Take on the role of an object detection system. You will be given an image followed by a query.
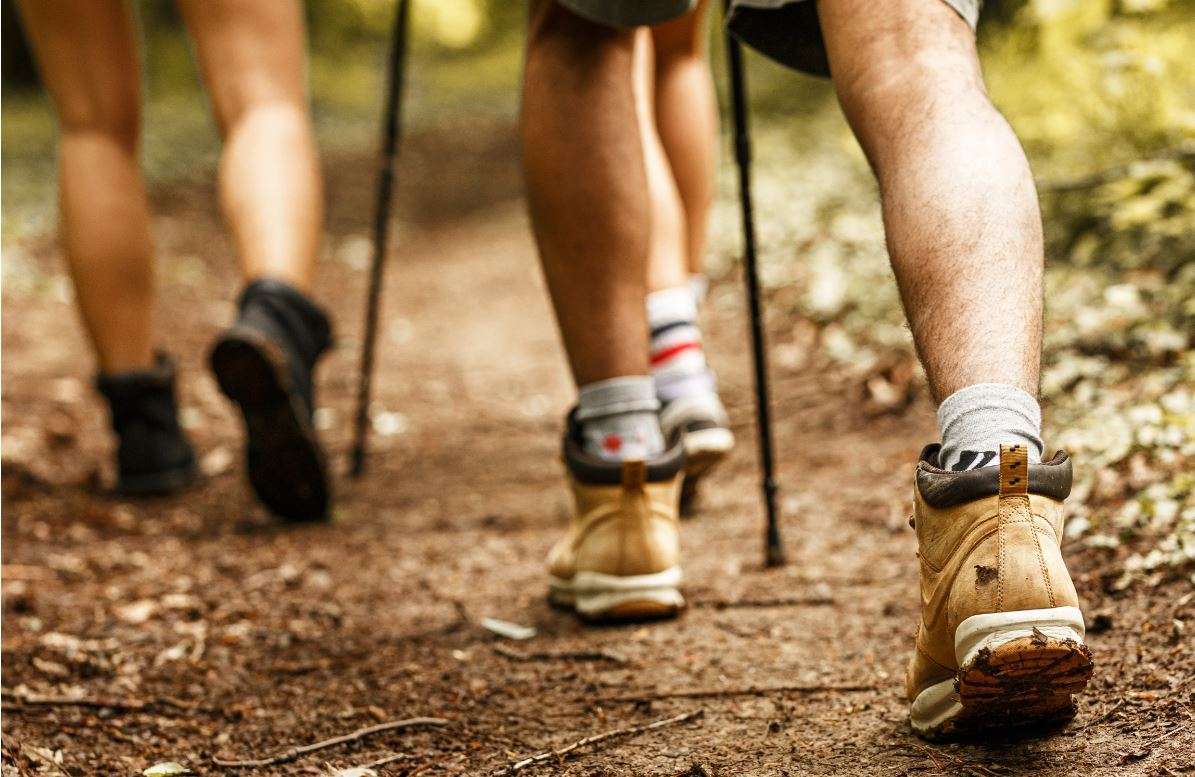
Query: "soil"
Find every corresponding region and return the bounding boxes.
[2,145,1192,776]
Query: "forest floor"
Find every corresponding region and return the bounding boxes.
[2,140,1193,776]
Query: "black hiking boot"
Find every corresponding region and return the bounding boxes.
[96,353,197,496]
[209,279,332,522]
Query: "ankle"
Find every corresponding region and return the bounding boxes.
[647,285,714,404]
[577,376,664,461]
[937,383,1043,471]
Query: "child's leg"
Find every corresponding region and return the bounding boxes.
[16,0,153,373]
[177,0,322,291]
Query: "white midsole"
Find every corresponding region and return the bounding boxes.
[909,605,1087,734]
[684,428,735,458]
[955,605,1085,667]
[549,567,684,615]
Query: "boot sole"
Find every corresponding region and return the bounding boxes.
[679,427,734,513]
[209,326,330,522]
[548,568,684,623]
[117,462,198,497]
[911,606,1093,739]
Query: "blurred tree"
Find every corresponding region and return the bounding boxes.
[2,0,38,90]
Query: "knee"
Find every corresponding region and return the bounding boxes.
[219,98,309,144]
[526,1,636,72]
[833,44,986,122]
[57,91,140,153]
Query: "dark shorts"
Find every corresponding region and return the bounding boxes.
[555,0,982,77]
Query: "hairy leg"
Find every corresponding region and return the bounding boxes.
[635,30,689,293]
[522,1,650,386]
[178,0,322,291]
[651,0,717,276]
[821,0,1043,401]
[16,0,153,373]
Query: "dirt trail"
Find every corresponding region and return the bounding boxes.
[2,164,1191,776]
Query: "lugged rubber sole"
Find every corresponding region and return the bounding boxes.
[911,606,1093,739]
[209,326,329,522]
[548,567,684,623]
[679,427,734,513]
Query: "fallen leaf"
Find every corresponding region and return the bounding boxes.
[479,617,536,641]
[115,599,158,625]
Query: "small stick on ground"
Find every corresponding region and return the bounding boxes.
[599,683,876,704]
[339,751,410,771]
[1,687,200,714]
[490,709,703,775]
[492,644,628,665]
[211,717,449,769]
[692,595,835,610]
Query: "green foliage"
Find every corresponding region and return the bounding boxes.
[984,0,1195,166]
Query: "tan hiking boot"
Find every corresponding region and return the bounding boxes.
[547,417,685,622]
[907,443,1094,738]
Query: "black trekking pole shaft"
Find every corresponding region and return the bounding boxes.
[351,0,411,478]
[724,28,786,567]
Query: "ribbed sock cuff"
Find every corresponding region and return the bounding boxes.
[576,376,660,421]
[576,376,664,461]
[937,383,1044,470]
[647,285,698,331]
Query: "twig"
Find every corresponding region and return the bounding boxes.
[1080,699,1126,730]
[492,644,628,665]
[490,709,703,775]
[599,682,876,704]
[0,687,199,714]
[8,737,75,777]
[340,751,410,771]
[905,744,1002,777]
[366,752,409,769]
[211,717,449,768]
[692,595,834,610]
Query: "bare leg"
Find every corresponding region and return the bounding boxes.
[177,0,322,292]
[522,1,650,386]
[635,31,689,294]
[651,0,717,277]
[16,0,153,373]
[820,0,1043,401]
[637,7,732,501]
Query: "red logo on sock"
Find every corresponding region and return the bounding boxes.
[650,341,701,367]
[602,434,623,454]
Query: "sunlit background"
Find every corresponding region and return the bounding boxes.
[3,0,1193,578]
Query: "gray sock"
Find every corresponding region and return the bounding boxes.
[577,376,664,462]
[937,383,1043,471]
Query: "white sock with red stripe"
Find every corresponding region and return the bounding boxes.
[647,285,716,405]
[577,376,665,462]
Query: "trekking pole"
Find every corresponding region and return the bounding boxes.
[351,0,411,478]
[724,22,786,567]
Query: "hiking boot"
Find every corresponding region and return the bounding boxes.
[660,392,734,511]
[547,414,686,622]
[209,279,332,522]
[96,352,197,496]
[907,443,1093,738]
